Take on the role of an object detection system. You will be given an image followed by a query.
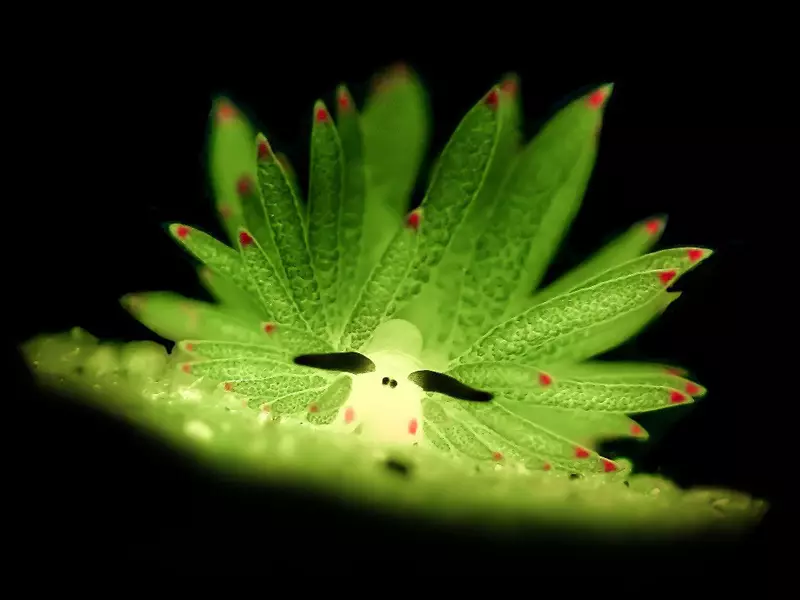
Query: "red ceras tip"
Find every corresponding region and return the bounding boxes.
[587,85,611,109]
[575,447,590,458]
[543,463,552,471]
[408,418,418,435]
[315,106,329,123]
[538,372,552,386]
[239,231,254,247]
[630,423,643,436]
[670,390,687,404]
[685,382,701,395]
[659,270,677,285]
[603,459,617,473]
[344,406,355,424]
[181,363,191,374]
[406,209,422,231]
[492,451,503,461]
[223,382,233,392]
[687,248,705,262]
[308,403,319,413]
[219,204,233,219]
[257,140,271,160]
[175,225,190,239]
[485,88,499,108]
[645,218,664,235]
[263,322,276,335]
[185,342,195,352]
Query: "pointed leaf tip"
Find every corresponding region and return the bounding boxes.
[336,85,353,112]
[315,101,330,123]
[587,83,614,109]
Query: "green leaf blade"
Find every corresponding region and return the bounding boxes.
[256,136,328,337]
[531,215,667,307]
[454,269,674,368]
[307,102,347,333]
[121,293,265,344]
[339,224,420,351]
[208,98,257,244]
[335,86,367,322]
[168,224,266,317]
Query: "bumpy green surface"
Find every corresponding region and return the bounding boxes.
[22,66,766,537]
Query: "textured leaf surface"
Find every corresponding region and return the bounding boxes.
[208,98,255,243]
[531,216,667,306]
[339,225,420,351]
[237,229,313,333]
[256,135,326,336]
[448,362,696,412]
[168,224,266,317]
[422,395,619,474]
[121,293,264,344]
[308,102,347,332]
[392,88,502,309]
[453,87,610,345]
[408,82,521,355]
[454,270,674,367]
[197,266,262,316]
[335,86,367,319]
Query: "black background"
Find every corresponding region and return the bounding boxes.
[13,42,787,575]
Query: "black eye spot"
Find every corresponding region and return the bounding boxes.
[623,480,630,487]
[389,379,397,388]
[382,377,390,386]
[384,458,411,477]
[569,473,581,480]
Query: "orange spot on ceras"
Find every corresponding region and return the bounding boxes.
[408,418,418,435]
[308,403,319,413]
[538,372,552,386]
[185,342,195,352]
[181,363,191,374]
[587,87,608,109]
[406,209,422,231]
[575,447,590,459]
[239,231,254,247]
[223,382,233,392]
[264,322,276,335]
[344,406,355,424]
[485,89,499,109]
[217,101,237,122]
[543,462,552,471]
[659,270,677,285]
[219,204,233,219]
[685,382,701,395]
[337,89,351,111]
[492,451,503,461]
[630,423,643,436]
[257,140,271,161]
[260,403,270,413]
[176,225,190,239]
[603,459,617,473]
[315,106,329,123]
[670,390,687,404]
[500,76,518,96]
[236,175,254,196]
[687,248,704,262]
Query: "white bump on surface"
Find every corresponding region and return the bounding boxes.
[184,420,213,441]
